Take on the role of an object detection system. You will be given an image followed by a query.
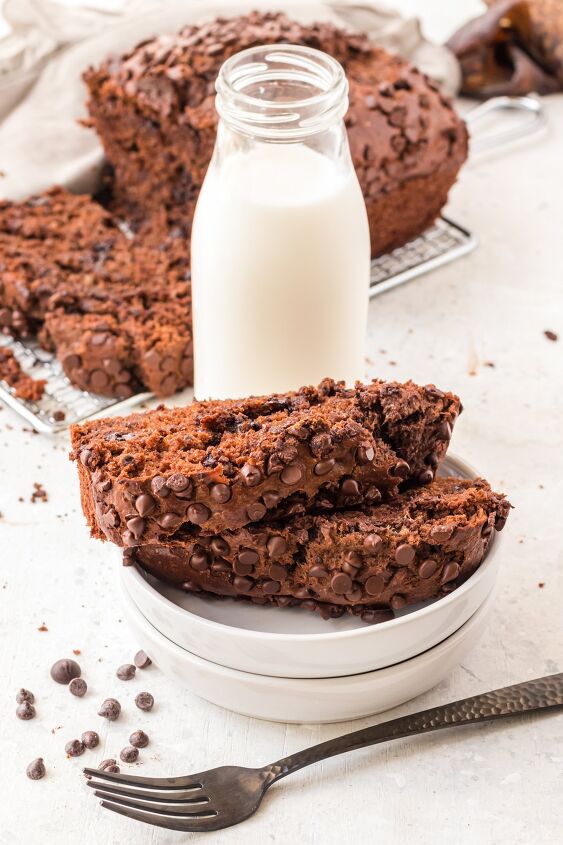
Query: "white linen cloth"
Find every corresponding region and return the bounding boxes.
[0,0,460,199]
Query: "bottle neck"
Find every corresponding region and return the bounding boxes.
[215,43,349,143]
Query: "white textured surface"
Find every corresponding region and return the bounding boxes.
[1,3,563,845]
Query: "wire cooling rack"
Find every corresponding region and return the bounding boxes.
[0,336,151,434]
[369,216,476,297]
[0,215,474,433]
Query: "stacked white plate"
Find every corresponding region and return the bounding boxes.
[121,454,502,723]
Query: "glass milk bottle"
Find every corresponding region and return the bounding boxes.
[191,44,370,400]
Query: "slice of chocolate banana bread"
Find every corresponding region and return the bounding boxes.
[0,346,46,402]
[128,476,510,622]
[0,187,193,398]
[84,11,468,258]
[71,378,461,544]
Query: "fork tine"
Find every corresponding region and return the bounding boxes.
[100,800,220,832]
[94,791,216,818]
[83,767,203,790]
[87,780,210,804]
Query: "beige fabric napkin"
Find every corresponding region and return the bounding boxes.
[0,0,460,200]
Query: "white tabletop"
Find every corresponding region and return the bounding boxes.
[1,3,563,844]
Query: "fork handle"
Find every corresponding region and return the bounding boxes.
[268,673,563,782]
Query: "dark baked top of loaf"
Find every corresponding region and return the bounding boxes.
[84,11,468,194]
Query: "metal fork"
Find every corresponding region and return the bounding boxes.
[84,672,563,833]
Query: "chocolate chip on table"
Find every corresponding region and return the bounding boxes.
[544,329,558,341]
[134,650,151,669]
[98,698,121,721]
[16,688,34,704]
[69,678,87,697]
[116,663,136,681]
[98,759,120,773]
[135,692,154,711]
[120,745,139,763]
[81,731,99,749]
[129,729,149,749]
[26,758,46,780]
[16,701,36,720]
[50,658,81,685]
[65,739,85,758]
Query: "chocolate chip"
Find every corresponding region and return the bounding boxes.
[211,560,230,573]
[120,745,139,763]
[150,476,170,498]
[160,374,177,394]
[81,731,99,749]
[134,650,151,669]
[365,574,385,596]
[356,444,375,464]
[345,587,363,602]
[26,758,46,780]
[210,482,231,503]
[430,524,454,543]
[343,551,362,569]
[363,533,383,553]
[268,563,288,581]
[122,530,138,547]
[331,573,353,594]
[418,469,434,484]
[129,729,149,749]
[395,544,415,565]
[309,565,329,579]
[266,453,284,475]
[247,502,267,521]
[190,549,210,571]
[267,535,287,558]
[89,369,109,391]
[495,515,507,531]
[50,658,81,685]
[389,460,410,479]
[314,458,335,476]
[65,739,85,758]
[69,678,87,697]
[135,494,155,517]
[262,579,281,595]
[280,464,302,485]
[437,421,452,441]
[441,562,460,584]
[91,332,109,347]
[210,536,230,556]
[262,490,281,509]
[16,701,36,720]
[98,759,119,773]
[116,664,136,681]
[341,478,360,496]
[419,559,438,579]
[167,473,191,493]
[157,512,182,530]
[126,516,146,539]
[391,594,407,610]
[135,692,154,711]
[187,503,210,525]
[241,463,262,486]
[310,432,332,457]
[238,548,259,568]
[233,575,253,592]
[16,688,34,704]
[98,698,121,721]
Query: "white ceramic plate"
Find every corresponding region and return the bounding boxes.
[122,585,495,723]
[120,453,503,678]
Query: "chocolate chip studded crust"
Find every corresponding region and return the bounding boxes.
[128,477,510,622]
[0,187,193,398]
[84,11,468,258]
[70,378,461,545]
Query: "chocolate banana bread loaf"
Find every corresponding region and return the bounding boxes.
[71,378,461,545]
[84,11,468,257]
[0,187,193,398]
[128,476,509,623]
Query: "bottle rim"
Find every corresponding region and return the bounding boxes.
[215,43,349,140]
